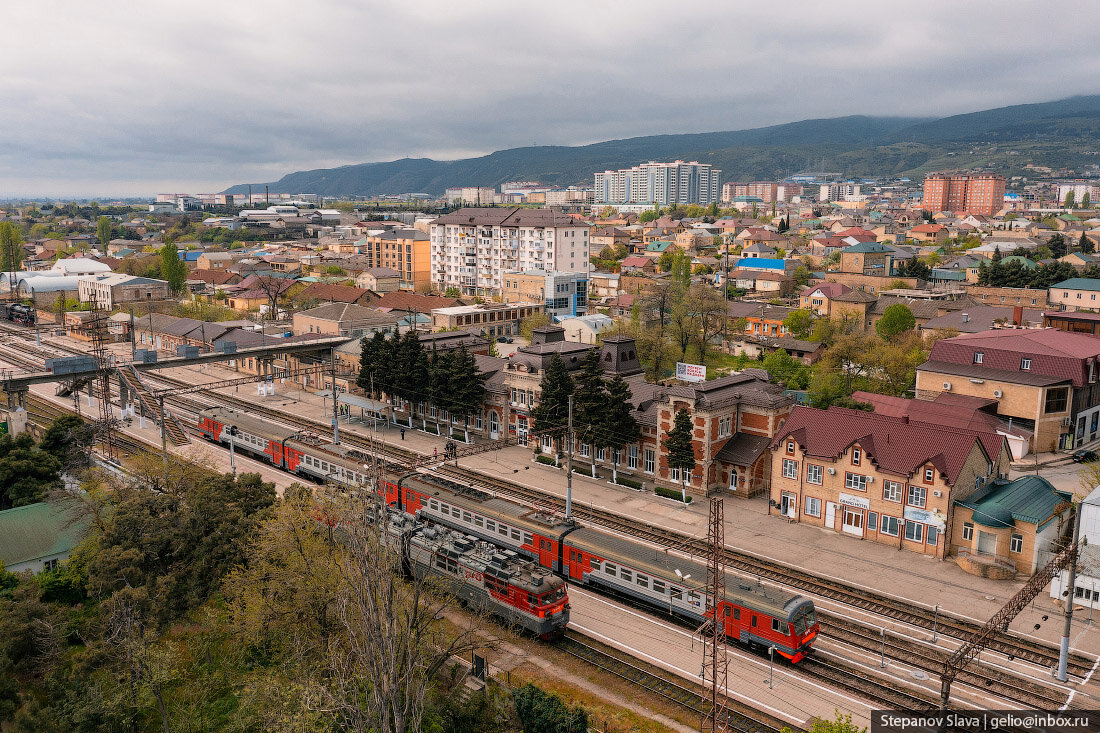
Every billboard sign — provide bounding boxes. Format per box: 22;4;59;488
675;362;707;383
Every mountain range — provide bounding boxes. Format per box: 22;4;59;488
224;96;1100;198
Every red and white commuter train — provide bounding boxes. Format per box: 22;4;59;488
199;407;819;661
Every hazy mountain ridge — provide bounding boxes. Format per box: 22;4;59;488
224;96;1100;197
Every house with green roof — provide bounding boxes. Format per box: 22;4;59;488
645;240;673;253
952;475;1070;577
1049;278;1100;312
0;502;89;574
1000;255;1037;270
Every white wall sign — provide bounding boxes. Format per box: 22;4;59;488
675;362;706;383
838;492;870;509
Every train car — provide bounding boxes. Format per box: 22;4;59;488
393;472;576;572
198;407;297;467
385;510;569;639
562;525;817;662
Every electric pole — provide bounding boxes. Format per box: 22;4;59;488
565;394;574;522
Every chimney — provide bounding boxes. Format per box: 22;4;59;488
1012;305;1023;326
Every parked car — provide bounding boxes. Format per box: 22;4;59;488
497;336;513;343
1072;449;1098;463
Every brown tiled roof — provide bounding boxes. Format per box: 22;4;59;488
771;406;1005;486
801;282;851;298
432;207;578;228
190;269;241;285
296;282;373;305
831;289;877;303
714;433;772;466
927;328;1100;387
918;359;1070;387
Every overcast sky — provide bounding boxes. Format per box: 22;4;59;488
3;0;1100;198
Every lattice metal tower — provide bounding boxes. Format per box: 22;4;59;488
701;497;730;732
87;295;116;462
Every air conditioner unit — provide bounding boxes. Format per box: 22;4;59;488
992;390;1003;398
1063;417;1073;427
933;490;943;498
942;382;952;390
866;477;875;483
827;467;836;475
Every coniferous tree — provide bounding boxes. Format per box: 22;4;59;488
427;347;452;432
1081;232;1095;255
663;408;696;502
600;375;641;483
447;346;487;442
0;221;25;272
356;331;389;398
394;330;425;426
1049;233;1067;259
572;348;607;476
530;353;574;457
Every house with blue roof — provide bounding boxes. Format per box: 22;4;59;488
953;475;1070;577
735;257;786;272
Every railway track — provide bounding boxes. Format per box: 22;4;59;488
556;631;791;733
821;614;1068;709
3;329;1093;692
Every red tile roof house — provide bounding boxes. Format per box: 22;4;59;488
769;406;1010;560
916;328;1100;453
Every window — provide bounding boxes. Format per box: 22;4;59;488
786;440;795;454
880;516;900;536
804;496;821;517
628;445;638;470
782;459;798;479
670;467;680;482
845;472;869;491
904;521;924;543
644;449;655;473
604;562;617;577
719;417;732;437
962;522;974;541
751;615;757;628
44;558;59;572
523;532;533;546
621;568;633;583
636;574;649;588
927;526;939;546
580;443;591;458
852;448;861;466
1045;387;1068;414
1010;533;1023;553
653;579;665;594
510;528;520;541
883;481;902;502
923;467;934;483
1020;358;1031;371
806;464;823;485
474;516;484;528
868;511;877;532
907;485;927;508
974;351;984;364
772;618;783;632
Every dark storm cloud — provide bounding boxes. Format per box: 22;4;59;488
3;0;1100;196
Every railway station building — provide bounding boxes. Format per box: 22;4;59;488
769;406;1012;561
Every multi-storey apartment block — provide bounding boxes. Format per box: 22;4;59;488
359;228;431;292
721;181;779;203
594;161;721;206
922;173;1006;216
430;208;589;297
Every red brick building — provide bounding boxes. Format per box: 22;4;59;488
922;173;1006;216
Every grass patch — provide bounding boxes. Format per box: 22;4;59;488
535;455;559;467
613;476;643;490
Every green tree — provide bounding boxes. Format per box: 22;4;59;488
1084;192;1091;209
875;303;916;339
1048;233;1067;259
356;330;392;399
530;353;574;457
1066;191;1076;209
783;309;814;339
663;408;695;502
639;209;658;224
96;216;113;248
513;684;588;733
38;415;95;471
783;710;866;733
159;243;187;294
0;222;23;272
762;349;809;389
1081;232;1095;255
0;433;62;509
447;346;487;441
599;375;640;483
572;348;607;477
520;312;551;340
444;286;460;297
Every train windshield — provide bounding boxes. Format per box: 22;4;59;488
536;586;566;605
792;606;816;636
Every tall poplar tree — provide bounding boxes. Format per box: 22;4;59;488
572;348;607;477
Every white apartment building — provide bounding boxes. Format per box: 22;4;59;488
594;160;721;206
429;207;589;297
444;187;497;206
818;182;863;202
1057;183;1100;205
